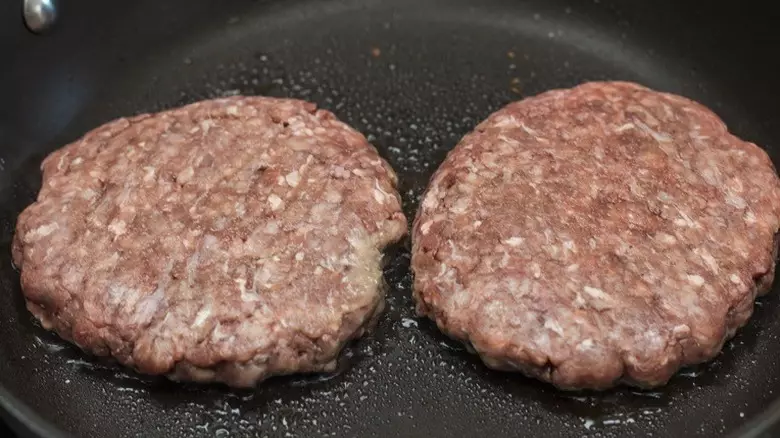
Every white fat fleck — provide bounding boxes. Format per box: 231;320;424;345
325;189;342;204
373;179;391;204
285;170;300;188
614;123;635;133
726;194;747;210
235;203;246;216
562;239;576;254
544;319;564;336
268;194;284;211
473;220;482;228
421;190;440;210
256;263;277;288
450;197;470;214
202;234;219;250
238;276;257;302
520;122;539;136
516;278;531;296
95;252;120;271
696;248;719;274
57;153;69;170
264;220;279;234
493;115;518;128
80;189;97;201
226;106;239;115
643;330;664;349
200;119;215;134
185;243;201;289
700;167;719;186
657;191;673;203
277;176;285;185
687;274;705;287
499;251;510;268
530;262;542;279
295;252;305;261
635;119;672;142
672;324;690;338
177;167;194;184
71;157;83;166
504;236;524;246
420;220;434;235
674;208;697;228
143;166;156;182
744;210;756;224
134;261;172;324
319;258;338;272
576;338;595;351
729;177;745;193
629;180;644;197
314;266;323;275
588;238;597;249
573;291;586;308
373;189;386;204
189;126;200;134
193;306;211;327
730;273;742;284
108;220;127;236
566;264;579;272
25;222;59;241
655;232;677;245
129;286;161;325
583;285;608;300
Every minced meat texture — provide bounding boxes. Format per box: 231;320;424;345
13;96;407;387
412;81;780;390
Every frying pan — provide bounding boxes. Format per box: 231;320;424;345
2;0;780;437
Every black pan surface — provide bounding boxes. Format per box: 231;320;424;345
2;1;780;437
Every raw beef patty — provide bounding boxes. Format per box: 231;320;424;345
13;96;407;387
412;81;780;390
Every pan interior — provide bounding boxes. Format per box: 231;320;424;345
1;0;779;437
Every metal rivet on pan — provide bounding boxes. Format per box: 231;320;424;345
23;0;58;34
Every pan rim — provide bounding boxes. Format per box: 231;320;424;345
0;385;68;438
727;395;780;438
2;377;780;437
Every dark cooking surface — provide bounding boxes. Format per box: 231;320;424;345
1;422;15;437
2;0;780;437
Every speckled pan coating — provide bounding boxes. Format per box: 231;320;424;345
13;96;407;387
412;81;780;390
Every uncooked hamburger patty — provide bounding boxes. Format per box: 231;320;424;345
412;81;780;390
13;96;407;387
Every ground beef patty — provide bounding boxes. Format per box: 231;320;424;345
412;81;780;390
13;96;407;387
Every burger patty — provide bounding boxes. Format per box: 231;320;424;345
412;81;780;390
13;96;407;387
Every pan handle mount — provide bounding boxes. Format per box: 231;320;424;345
23;0;57;34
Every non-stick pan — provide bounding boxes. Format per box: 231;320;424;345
2;0;780;437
